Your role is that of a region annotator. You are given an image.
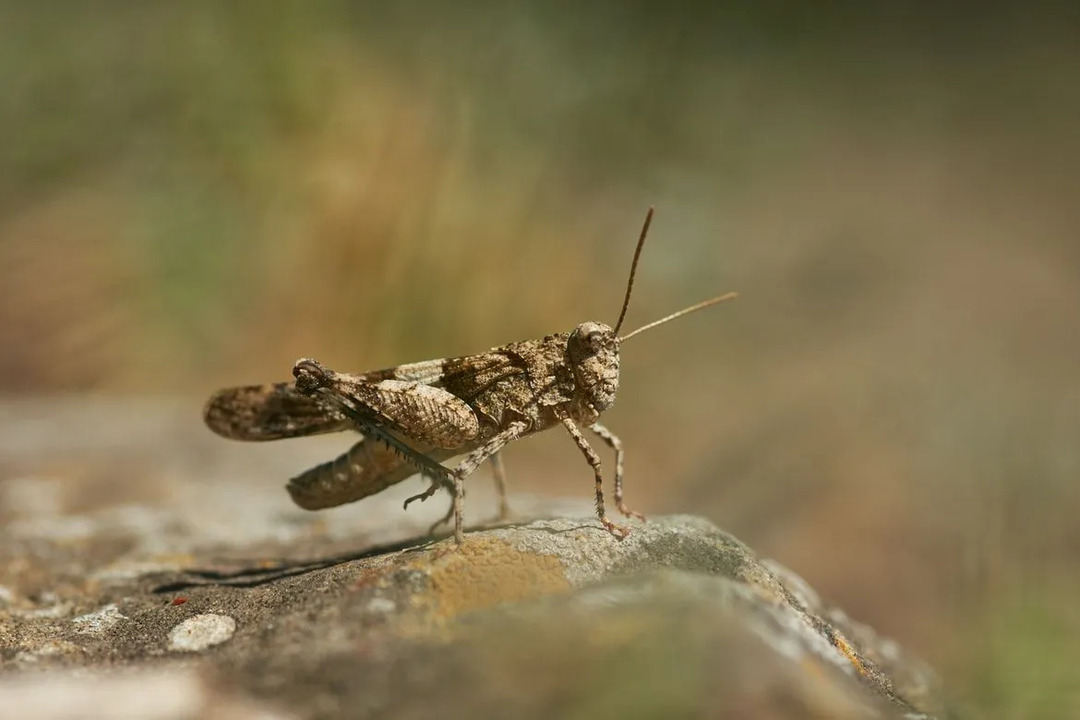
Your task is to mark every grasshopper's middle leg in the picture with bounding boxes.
[445,420,529,544]
[404,449,511,534]
[488,451,512,521]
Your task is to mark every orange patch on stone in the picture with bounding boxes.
[832,631,869,677]
[419,537,570,620]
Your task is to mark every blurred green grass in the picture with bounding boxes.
[3,4,1080,716]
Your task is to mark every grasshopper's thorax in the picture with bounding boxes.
[566,321,620,422]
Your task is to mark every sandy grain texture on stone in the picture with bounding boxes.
[2,514,951,719]
[0,400,957,719]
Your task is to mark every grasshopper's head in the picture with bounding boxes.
[567,321,620,413]
[566,207,738,419]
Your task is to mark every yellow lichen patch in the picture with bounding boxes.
[418,537,570,621]
[831,630,870,677]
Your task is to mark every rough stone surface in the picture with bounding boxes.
[0,514,950,719]
[0,400,956,719]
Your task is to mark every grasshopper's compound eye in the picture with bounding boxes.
[293,358,331,393]
[583,329,603,351]
[569,322,613,360]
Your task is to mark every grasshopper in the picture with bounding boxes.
[204,208,736,544]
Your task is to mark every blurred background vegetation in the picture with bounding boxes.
[2,2,1079,716]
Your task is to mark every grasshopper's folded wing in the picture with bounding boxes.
[204,382,351,441]
[206,348,528,444]
[306,375,481,449]
[367,351,527,400]
[340,350,530,445]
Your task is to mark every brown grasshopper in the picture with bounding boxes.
[204,208,736,544]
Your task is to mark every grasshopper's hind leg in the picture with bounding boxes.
[405,448,512,537]
[445,421,530,543]
[402,473,457,536]
[403,423,528,543]
[403,473,445,510]
[427,484,457,536]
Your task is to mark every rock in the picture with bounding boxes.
[0,669,294,720]
[0,400,954,718]
[1,512,948,719]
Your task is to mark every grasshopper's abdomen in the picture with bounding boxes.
[286,437,455,510]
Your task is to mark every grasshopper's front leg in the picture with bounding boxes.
[561,418,631,539]
[588,422,645,522]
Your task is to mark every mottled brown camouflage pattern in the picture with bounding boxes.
[202,208,733,544]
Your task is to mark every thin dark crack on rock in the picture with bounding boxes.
[149,534,439,592]
[149,517,601,592]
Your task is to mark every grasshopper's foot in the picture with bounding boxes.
[616,501,646,523]
[403,485,439,510]
[599,516,631,540]
[405,472,457,510]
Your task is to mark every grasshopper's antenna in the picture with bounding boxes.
[612,206,654,336]
[620,292,738,342]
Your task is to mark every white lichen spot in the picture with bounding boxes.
[365,597,397,615]
[168,614,237,652]
[72,603,127,634]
